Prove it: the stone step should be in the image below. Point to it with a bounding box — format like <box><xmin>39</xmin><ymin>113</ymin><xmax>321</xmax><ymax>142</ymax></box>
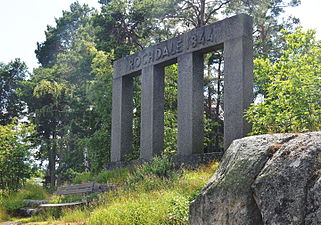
<box><xmin>18</xmin><ymin>207</ymin><xmax>41</xmax><ymax>217</ymax></box>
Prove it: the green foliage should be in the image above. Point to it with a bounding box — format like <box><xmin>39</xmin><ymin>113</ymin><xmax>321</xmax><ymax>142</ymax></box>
<box><xmin>128</xmin><ymin>155</ymin><xmax>175</xmax><ymax>185</ymax></box>
<box><xmin>164</xmin><ymin>65</ymin><xmax>178</xmax><ymax>155</ymax></box>
<box><xmin>71</xmin><ymin>172</ymin><xmax>94</xmax><ymax>184</ymax></box>
<box><xmin>0</xmin><ymin>59</ymin><xmax>29</xmax><ymax>125</ymax></box>
<box><xmin>94</xmin><ymin>168</ymin><xmax>131</xmax><ymax>184</ymax></box>
<box><xmin>164</xmin><ymin>111</ymin><xmax>178</xmax><ymax>155</ymax></box>
<box><xmin>0</xmin><ymin>120</ymin><xmax>36</xmax><ymax>192</ymax></box>
<box><xmin>85</xmin><ymin>161</ymin><xmax>218</xmax><ymax>225</ymax></box>
<box><xmin>72</xmin><ymin>167</ymin><xmax>130</xmax><ymax>184</ymax></box>
<box><xmin>35</xmin><ymin>2</ymin><xmax>96</xmax><ymax>67</ymax></box>
<box><xmin>167</xmin><ymin>195</ymin><xmax>190</xmax><ymax>224</ymax></box>
<box><xmin>0</xmin><ymin>205</ymin><xmax>9</xmax><ymax>222</ymax></box>
<box><xmin>54</xmin><ymin>40</ymin><xmax>114</xmax><ymax>176</ymax></box>
<box><xmin>131</xmin><ymin>76</ymin><xmax>142</xmax><ymax>159</ymax></box>
<box><xmin>60</xmin><ymin>207</ymin><xmax>90</xmax><ymax>223</ymax></box>
<box><xmin>247</xmin><ymin>29</ymin><xmax>321</xmax><ymax>134</ymax></box>
<box><xmin>0</xmin><ymin>183</ymin><xmax>49</xmax><ymax>215</ymax></box>
<box><xmin>204</xmin><ymin>113</ymin><xmax>222</xmax><ymax>151</ymax></box>
<box><xmin>24</xmin><ymin>8</ymin><xmax>115</xmax><ymax>188</ymax></box>
<box><xmin>93</xmin><ymin>0</ymin><xmax>175</xmax><ymax>59</ymax></box>
<box><xmin>88</xmin><ymin>191</ymin><xmax>183</xmax><ymax>225</ymax></box>
<box><xmin>13</xmin><ymin>161</ymin><xmax>218</xmax><ymax>224</ymax></box>
<box><xmin>225</xmin><ymin>0</ymin><xmax>300</xmax><ymax>59</ymax></box>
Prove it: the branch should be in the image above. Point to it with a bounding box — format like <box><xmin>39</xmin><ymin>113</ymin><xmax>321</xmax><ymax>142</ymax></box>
<box><xmin>205</xmin><ymin>0</ymin><xmax>231</xmax><ymax>24</ymax></box>
<box><xmin>184</xmin><ymin>0</ymin><xmax>201</xmax><ymax>15</ymax></box>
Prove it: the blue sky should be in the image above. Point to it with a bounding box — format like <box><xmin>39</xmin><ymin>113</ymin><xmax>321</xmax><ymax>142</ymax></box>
<box><xmin>0</xmin><ymin>0</ymin><xmax>320</xmax><ymax>71</ymax></box>
<box><xmin>0</xmin><ymin>0</ymin><xmax>100</xmax><ymax>70</ymax></box>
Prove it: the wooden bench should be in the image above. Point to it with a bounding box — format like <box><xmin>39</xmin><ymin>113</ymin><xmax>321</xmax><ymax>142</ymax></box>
<box><xmin>56</xmin><ymin>182</ymin><xmax>95</xmax><ymax>196</ymax></box>
<box><xmin>40</xmin><ymin>182</ymin><xmax>115</xmax><ymax>207</ymax></box>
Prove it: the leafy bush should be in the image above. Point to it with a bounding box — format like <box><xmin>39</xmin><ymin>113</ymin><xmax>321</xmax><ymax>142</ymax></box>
<box><xmin>127</xmin><ymin>155</ymin><xmax>175</xmax><ymax>185</ymax></box>
<box><xmin>247</xmin><ymin>29</ymin><xmax>321</xmax><ymax>134</ymax></box>
<box><xmin>0</xmin><ymin>120</ymin><xmax>36</xmax><ymax>192</ymax></box>
<box><xmin>163</xmin><ymin>111</ymin><xmax>178</xmax><ymax>156</ymax></box>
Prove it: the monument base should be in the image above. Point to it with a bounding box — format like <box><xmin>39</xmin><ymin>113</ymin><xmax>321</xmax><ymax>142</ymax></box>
<box><xmin>104</xmin><ymin>152</ymin><xmax>223</xmax><ymax>171</ymax></box>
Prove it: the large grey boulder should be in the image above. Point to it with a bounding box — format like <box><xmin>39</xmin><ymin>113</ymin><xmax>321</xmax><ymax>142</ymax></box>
<box><xmin>189</xmin><ymin>132</ymin><xmax>321</xmax><ymax>225</ymax></box>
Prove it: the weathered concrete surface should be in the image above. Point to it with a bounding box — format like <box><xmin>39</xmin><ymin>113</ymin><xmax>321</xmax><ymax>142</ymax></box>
<box><xmin>189</xmin><ymin>132</ymin><xmax>321</xmax><ymax>225</ymax></box>
<box><xmin>140</xmin><ymin>65</ymin><xmax>164</xmax><ymax>160</ymax></box>
<box><xmin>177</xmin><ymin>52</ymin><xmax>204</xmax><ymax>155</ymax></box>
<box><xmin>1</xmin><ymin>222</ymin><xmax>22</xmax><ymax>225</ymax></box>
<box><xmin>111</xmin><ymin>14</ymin><xmax>253</xmax><ymax>162</ymax></box>
<box><xmin>113</xmin><ymin>14</ymin><xmax>253</xmax><ymax>77</ymax></box>
<box><xmin>105</xmin><ymin>152</ymin><xmax>223</xmax><ymax>171</ymax></box>
<box><xmin>22</xmin><ymin>199</ymin><xmax>48</xmax><ymax>207</ymax></box>
<box><xmin>224</xmin><ymin>36</ymin><xmax>253</xmax><ymax>149</ymax></box>
<box><xmin>110</xmin><ymin>75</ymin><xmax>134</xmax><ymax>162</ymax></box>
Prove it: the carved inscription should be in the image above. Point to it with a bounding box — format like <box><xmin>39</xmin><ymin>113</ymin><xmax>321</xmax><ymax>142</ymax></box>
<box><xmin>186</xmin><ymin>27</ymin><xmax>214</xmax><ymax>50</ymax></box>
<box><xmin>128</xmin><ymin>37</ymin><xmax>183</xmax><ymax>71</ymax></box>
<box><xmin>126</xmin><ymin>25</ymin><xmax>216</xmax><ymax>71</ymax></box>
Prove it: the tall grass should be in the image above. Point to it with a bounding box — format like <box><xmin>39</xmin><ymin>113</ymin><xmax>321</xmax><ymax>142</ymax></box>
<box><xmin>88</xmin><ymin>190</ymin><xmax>187</xmax><ymax>225</ymax></box>
<box><xmin>72</xmin><ymin>167</ymin><xmax>131</xmax><ymax>184</ymax></box>
<box><xmin>51</xmin><ymin>159</ymin><xmax>218</xmax><ymax>224</ymax></box>
<box><xmin>60</xmin><ymin>207</ymin><xmax>90</xmax><ymax>223</ymax></box>
<box><xmin>85</xmin><ymin>160</ymin><xmax>219</xmax><ymax>225</ymax></box>
<box><xmin>0</xmin><ymin>182</ymin><xmax>49</xmax><ymax>221</ymax></box>
<box><xmin>0</xmin><ymin>206</ymin><xmax>9</xmax><ymax>222</ymax></box>
<box><xmin>3</xmin><ymin>157</ymin><xmax>219</xmax><ymax>225</ymax></box>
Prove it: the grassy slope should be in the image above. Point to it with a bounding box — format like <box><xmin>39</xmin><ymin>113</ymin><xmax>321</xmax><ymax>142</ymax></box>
<box><xmin>1</xmin><ymin>160</ymin><xmax>218</xmax><ymax>225</ymax></box>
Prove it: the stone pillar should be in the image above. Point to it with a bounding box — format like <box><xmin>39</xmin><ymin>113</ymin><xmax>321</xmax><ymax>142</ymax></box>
<box><xmin>177</xmin><ymin>52</ymin><xmax>204</xmax><ymax>155</ymax></box>
<box><xmin>110</xmin><ymin>75</ymin><xmax>134</xmax><ymax>162</ymax></box>
<box><xmin>224</xmin><ymin>36</ymin><xmax>253</xmax><ymax>149</ymax></box>
<box><xmin>140</xmin><ymin>65</ymin><xmax>165</xmax><ymax>160</ymax></box>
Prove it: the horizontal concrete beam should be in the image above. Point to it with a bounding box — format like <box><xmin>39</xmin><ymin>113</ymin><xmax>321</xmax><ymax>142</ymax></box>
<box><xmin>113</xmin><ymin>14</ymin><xmax>252</xmax><ymax>78</ymax></box>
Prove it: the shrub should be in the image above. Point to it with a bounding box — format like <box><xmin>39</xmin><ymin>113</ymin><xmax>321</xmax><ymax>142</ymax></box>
<box><xmin>0</xmin><ymin>120</ymin><xmax>36</xmax><ymax>192</ymax></box>
<box><xmin>95</xmin><ymin>167</ymin><xmax>131</xmax><ymax>184</ymax></box>
<box><xmin>127</xmin><ymin>155</ymin><xmax>175</xmax><ymax>185</ymax></box>
<box><xmin>247</xmin><ymin>29</ymin><xmax>321</xmax><ymax>134</ymax></box>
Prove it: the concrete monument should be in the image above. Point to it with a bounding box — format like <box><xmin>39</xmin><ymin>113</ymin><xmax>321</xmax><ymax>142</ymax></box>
<box><xmin>111</xmin><ymin>14</ymin><xmax>253</xmax><ymax>162</ymax></box>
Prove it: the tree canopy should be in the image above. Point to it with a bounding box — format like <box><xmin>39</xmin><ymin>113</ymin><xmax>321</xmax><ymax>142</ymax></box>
<box><xmin>246</xmin><ymin>29</ymin><xmax>321</xmax><ymax>134</ymax></box>
<box><xmin>0</xmin><ymin>59</ymin><xmax>28</xmax><ymax>125</ymax></box>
